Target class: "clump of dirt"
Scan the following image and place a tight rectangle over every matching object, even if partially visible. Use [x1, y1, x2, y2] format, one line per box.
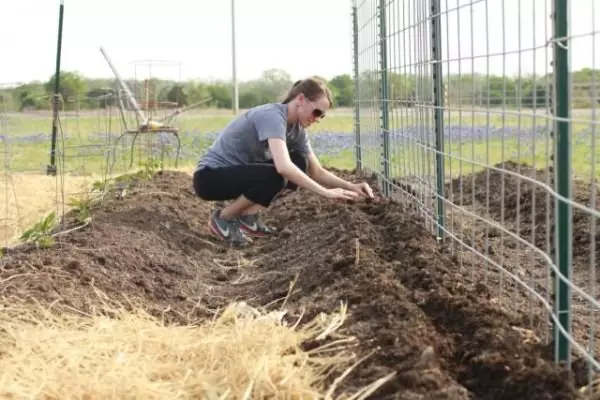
[0, 168, 583, 399]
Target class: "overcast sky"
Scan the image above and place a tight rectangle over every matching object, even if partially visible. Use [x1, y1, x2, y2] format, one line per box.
[1, 0, 599, 85]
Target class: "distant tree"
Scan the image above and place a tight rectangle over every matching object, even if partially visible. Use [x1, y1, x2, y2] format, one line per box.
[329, 74, 354, 107]
[239, 91, 263, 108]
[255, 68, 294, 102]
[12, 82, 46, 111]
[185, 82, 211, 106]
[2, 67, 595, 111]
[44, 71, 87, 109]
[207, 82, 232, 109]
[166, 84, 188, 107]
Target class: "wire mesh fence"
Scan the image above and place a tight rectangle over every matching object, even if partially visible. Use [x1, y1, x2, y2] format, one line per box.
[0, 83, 181, 254]
[352, 0, 600, 383]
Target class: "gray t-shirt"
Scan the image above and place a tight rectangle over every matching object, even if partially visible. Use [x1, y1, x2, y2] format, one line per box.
[196, 103, 312, 171]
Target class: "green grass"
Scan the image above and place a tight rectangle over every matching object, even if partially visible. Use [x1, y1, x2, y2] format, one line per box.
[5, 106, 593, 137]
[1, 109, 356, 174]
[323, 132, 600, 184]
[361, 107, 599, 182]
[2, 107, 599, 183]
[3, 109, 354, 138]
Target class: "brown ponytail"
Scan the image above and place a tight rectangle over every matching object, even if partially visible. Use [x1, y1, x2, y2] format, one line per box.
[282, 77, 333, 107]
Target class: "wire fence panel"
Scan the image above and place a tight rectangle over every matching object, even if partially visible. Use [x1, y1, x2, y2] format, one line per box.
[0, 83, 182, 254]
[1, 93, 113, 247]
[354, 0, 383, 187]
[352, 0, 600, 382]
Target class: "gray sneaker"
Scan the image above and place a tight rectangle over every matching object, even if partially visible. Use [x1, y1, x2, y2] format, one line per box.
[208, 209, 251, 247]
[239, 213, 276, 237]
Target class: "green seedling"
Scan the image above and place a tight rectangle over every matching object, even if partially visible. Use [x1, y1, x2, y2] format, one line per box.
[68, 195, 94, 225]
[91, 179, 113, 194]
[20, 212, 57, 249]
[139, 157, 163, 180]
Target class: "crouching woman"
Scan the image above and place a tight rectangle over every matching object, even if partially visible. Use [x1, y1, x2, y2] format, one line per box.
[192, 77, 374, 247]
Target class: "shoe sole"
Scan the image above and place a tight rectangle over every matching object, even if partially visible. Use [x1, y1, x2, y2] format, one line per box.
[208, 218, 227, 241]
[208, 218, 253, 246]
[240, 225, 273, 238]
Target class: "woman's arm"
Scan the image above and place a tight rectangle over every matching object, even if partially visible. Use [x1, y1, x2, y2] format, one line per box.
[267, 138, 332, 197]
[307, 151, 375, 198]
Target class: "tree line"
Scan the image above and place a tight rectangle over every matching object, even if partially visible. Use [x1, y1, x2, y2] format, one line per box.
[357, 68, 600, 109]
[0, 69, 354, 112]
[1, 67, 599, 112]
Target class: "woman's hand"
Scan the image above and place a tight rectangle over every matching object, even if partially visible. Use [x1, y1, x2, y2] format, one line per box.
[348, 182, 374, 199]
[323, 188, 361, 201]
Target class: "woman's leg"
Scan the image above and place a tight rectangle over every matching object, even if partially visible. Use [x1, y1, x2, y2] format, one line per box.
[193, 151, 309, 244]
[193, 164, 287, 246]
[236, 151, 308, 217]
[236, 151, 309, 237]
[196, 164, 286, 207]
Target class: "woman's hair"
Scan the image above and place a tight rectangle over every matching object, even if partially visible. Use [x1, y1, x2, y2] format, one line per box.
[282, 77, 333, 107]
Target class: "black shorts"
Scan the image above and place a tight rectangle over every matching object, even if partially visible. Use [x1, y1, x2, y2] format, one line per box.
[193, 151, 308, 207]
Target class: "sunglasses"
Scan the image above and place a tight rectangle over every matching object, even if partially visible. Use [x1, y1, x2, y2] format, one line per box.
[301, 95, 326, 119]
[311, 107, 325, 119]
[313, 108, 325, 119]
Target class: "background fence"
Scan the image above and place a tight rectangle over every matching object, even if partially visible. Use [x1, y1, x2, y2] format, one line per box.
[0, 74, 191, 252]
[351, 0, 600, 377]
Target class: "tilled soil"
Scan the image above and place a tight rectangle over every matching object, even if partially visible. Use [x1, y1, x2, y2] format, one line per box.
[443, 161, 600, 388]
[446, 160, 600, 271]
[0, 168, 582, 399]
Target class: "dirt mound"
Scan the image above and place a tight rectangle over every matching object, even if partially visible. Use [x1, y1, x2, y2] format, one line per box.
[443, 161, 600, 389]
[446, 160, 600, 271]
[0, 168, 582, 399]
[0, 171, 237, 323]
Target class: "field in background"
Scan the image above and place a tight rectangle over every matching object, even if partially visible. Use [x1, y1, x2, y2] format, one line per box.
[3, 104, 599, 245]
[4, 105, 599, 177]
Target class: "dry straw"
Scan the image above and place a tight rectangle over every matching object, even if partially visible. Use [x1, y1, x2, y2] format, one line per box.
[0, 172, 97, 245]
[0, 298, 395, 399]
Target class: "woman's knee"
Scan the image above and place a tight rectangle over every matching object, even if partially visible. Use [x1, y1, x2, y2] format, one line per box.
[271, 170, 287, 191]
[282, 152, 308, 191]
[242, 170, 286, 207]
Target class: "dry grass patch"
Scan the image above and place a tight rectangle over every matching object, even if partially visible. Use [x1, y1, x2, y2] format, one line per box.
[0, 167, 198, 247]
[0, 300, 393, 399]
[0, 172, 99, 245]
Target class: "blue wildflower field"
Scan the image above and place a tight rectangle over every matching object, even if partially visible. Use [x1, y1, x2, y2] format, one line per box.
[1, 108, 597, 180]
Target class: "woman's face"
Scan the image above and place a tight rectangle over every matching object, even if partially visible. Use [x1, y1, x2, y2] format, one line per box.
[297, 94, 329, 128]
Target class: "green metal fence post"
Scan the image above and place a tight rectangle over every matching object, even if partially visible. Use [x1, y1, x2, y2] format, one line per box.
[552, 0, 572, 365]
[378, 0, 390, 195]
[47, 0, 65, 177]
[352, 1, 362, 172]
[430, 0, 445, 241]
